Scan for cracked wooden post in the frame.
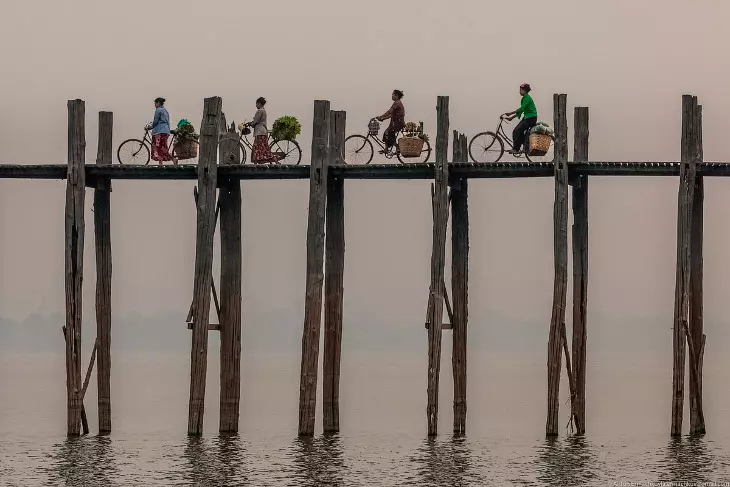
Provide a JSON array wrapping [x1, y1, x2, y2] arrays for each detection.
[[65, 99, 85, 436], [689, 104, 706, 436], [450, 133, 468, 434], [219, 122, 243, 434], [95, 111, 113, 434], [298, 100, 330, 436], [546, 93, 568, 437], [187, 96, 222, 436], [572, 106, 589, 435], [671, 94, 699, 437], [323, 110, 346, 433], [426, 96, 449, 436]]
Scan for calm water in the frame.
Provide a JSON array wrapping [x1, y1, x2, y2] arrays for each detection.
[[2, 351, 730, 486]]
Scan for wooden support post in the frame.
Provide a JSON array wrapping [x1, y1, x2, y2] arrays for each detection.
[[298, 101, 330, 436], [546, 93, 568, 437], [672, 95, 699, 437], [426, 96, 450, 436], [187, 97, 222, 436], [65, 99, 85, 436], [323, 110, 346, 433], [689, 105, 706, 436], [95, 111, 113, 434], [219, 123, 243, 434], [572, 106, 589, 435], [450, 173, 468, 434]]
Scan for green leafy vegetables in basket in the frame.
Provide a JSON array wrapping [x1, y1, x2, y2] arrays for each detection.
[[271, 116, 302, 141], [175, 119, 199, 141]]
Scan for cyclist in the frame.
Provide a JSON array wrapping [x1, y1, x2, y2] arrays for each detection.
[[375, 89, 405, 154], [502, 83, 537, 155]]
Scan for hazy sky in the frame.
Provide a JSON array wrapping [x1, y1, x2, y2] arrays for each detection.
[[2, 0, 730, 362]]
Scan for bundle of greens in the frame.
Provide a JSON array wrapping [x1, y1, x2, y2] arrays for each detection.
[[271, 116, 302, 141], [530, 121, 555, 138], [175, 119, 199, 141]]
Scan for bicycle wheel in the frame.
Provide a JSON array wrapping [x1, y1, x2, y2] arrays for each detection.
[[173, 140, 200, 166], [397, 139, 431, 164], [269, 139, 301, 165], [524, 136, 555, 163], [221, 140, 247, 164], [469, 132, 504, 163], [344, 135, 374, 164], [117, 139, 150, 165]]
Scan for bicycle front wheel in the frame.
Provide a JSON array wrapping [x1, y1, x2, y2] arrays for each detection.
[[269, 139, 301, 165], [344, 135, 374, 164], [221, 140, 247, 164], [469, 132, 504, 163], [117, 139, 150, 165], [397, 139, 431, 164]]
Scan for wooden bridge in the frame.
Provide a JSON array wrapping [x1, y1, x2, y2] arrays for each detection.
[[1, 94, 712, 439]]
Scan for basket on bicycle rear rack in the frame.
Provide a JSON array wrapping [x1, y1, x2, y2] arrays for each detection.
[[174, 139, 198, 160], [399, 137, 425, 158], [368, 119, 380, 136], [528, 134, 551, 157]]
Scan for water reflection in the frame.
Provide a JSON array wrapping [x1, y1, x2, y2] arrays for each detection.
[[182, 434, 248, 486], [659, 436, 714, 484], [535, 436, 599, 486], [48, 435, 119, 486], [291, 434, 346, 486], [414, 436, 478, 486]]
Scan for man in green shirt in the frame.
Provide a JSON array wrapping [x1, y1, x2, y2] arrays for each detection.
[[502, 83, 538, 155]]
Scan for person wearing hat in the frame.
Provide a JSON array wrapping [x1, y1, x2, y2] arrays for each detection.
[[149, 97, 177, 165], [502, 83, 537, 155]]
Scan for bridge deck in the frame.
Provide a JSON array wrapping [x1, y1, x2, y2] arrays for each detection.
[[0, 162, 729, 181]]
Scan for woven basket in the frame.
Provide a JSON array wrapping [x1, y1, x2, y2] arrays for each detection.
[[174, 139, 198, 160], [399, 137, 425, 158], [528, 134, 551, 156], [368, 119, 380, 136]]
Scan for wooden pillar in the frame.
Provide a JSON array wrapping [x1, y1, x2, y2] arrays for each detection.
[[546, 93, 568, 437], [187, 97, 222, 436], [323, 110, 346, 433], [65, 99, 86, 436], [95, 111, 113, 434], [426, 96, 450, 436], [671, 95, 699, 437], [689, 105, 706, 436], [298, 100, 331, 436], [219, 123, 243, 433], [571, 107, 589, 435]]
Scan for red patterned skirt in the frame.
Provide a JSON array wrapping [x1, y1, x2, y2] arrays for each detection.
[[151, 133, 174, 162], [251, 135, 279, 164]]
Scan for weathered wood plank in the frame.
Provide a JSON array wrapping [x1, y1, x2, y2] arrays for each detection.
[[689, 105, 706, 436], [451, 173, 468, 434], [65, 99, 86, 436], [572, 106, 589, 435], [426, 96, 450, 436], [219, 124, 243, 433], [187, 97, 222, 436], [323, 110, 346, 433], [671, 94, 698, 437], [298, 101, 330, 436], [546, 93, 568, 437], [186, 323, 222, 331], [94, 111, 113, 434]]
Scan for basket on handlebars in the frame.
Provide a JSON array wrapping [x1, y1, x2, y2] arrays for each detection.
[[399, 137, 425, 158], [368, 119, 380, 136]]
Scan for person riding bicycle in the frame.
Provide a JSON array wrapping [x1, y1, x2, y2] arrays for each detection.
[[502, 83, 537, 155], [375, 89, 405, 154]]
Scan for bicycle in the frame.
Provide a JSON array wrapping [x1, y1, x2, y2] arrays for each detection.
[[468, 116, 554, 163], [221, 123, 302, 165], [117, 127, 199, 165], [343, 119, 432, 164]]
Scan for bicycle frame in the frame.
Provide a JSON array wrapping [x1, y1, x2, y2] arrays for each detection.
[[494, 118, 517, 150]]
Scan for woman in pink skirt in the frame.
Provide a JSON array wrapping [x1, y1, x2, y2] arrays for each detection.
[[247, 97, 280, 164], [150, 97, 177, 165]]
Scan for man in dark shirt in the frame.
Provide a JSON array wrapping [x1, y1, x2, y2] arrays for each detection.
[[376, 89, 405, 154]]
